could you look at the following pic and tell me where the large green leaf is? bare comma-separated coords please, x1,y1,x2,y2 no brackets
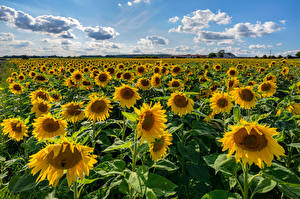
204,154,240,176
152,159,178,171
262,163,300,187
122,111,138,122
201,190,242,199
278,184,300,199
250,176,276,195
8,174,37,193
103,139,132,152
146,173,177,197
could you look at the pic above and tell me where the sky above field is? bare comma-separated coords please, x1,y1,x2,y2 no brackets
0,0,299,56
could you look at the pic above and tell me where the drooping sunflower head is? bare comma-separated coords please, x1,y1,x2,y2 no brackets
137,78,151,90
28,140,97,187
151,74,162,88
32,114,67,141
9,82,23,94
95,71,112,87
113,84,141,108
31,99,51,117
219,120,285,168
62,102,85,123
30,89,50,103
210,92,233,115
167,92,194,116
1,118,28,141
227,67,238,77
85,96,112,121
258,81,277,98
71,70,84,83
135,102,167,143
232,86,258,109
149,131,172,162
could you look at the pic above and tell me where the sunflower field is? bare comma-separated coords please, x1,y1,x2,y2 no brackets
0,58,299,199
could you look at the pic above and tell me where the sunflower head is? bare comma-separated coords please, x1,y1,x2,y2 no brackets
62,102,85,123
30,89,50,103
31,99,51,117
168,79,183,90
232,86,257,109
32,114,67,140
136,65,147,76
171,65,182,76
71,70,84,83
135,102,167,143
1,118,28,141
167,92,194,116
28,140,97,187
258,81,277,98
122,72,134,81
219,120,285,168
113,84,141,108
210,92,233,115
10,83,23,94
81,79,93,90
85,96,112,121
227,67,238,77
227,78,239,92
95,72,112,87
264,74,276,82
34,75,47,83
151,74,162,88
137,78,151,90
149,131,172,162
50,92,62,102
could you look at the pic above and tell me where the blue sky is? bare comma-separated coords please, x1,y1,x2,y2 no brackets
0,0,299,56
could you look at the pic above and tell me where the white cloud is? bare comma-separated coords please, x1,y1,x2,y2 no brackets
85,41,121,50
248,44,272,49
0,32,14,41
127,0,150,6
276,42,283,46
169,9,231,34
0,32,32,49
168,16,179,23
138,35,169,47
275,50,300,56
118,3,122,7
280,20,286,24
0,5,119,40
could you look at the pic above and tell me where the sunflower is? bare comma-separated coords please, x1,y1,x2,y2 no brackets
232,86,258,109
219,120,285,168
28,140,97,187
213,64,222,71
113,84,141,108
34,75,47,83
62,102,85,123
18,74,25,81
1,118,28,141
153,66,161,74
9,83,23,94
151,74,162,88
32,114,67,140
95,72,111,87
106,67,115,75
197,89,211,99
258,81,277,98
286,102,300,115
281,67,289,76
64,78,78,88
50,92,62,102
167,92,194,116
135,102,167,143
81,79,93,90
227,78,240,92
85,96,112,121
149,131,172,162
210,92,233,114
227,67,238,77
297,82,300,94
30,89,50,103
71,70,84,83
171,65,182,76
264,74,276,82
122,72,134,82
137,78,151,90
168,79,183,90
247,81,257,87
31,100,51,117
29,71,37,78
136,65,147,76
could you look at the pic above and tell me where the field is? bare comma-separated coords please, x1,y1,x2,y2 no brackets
0,58,299,199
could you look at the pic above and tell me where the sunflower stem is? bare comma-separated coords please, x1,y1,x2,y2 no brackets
132,129,138,171
73,182,79,199
242,163,249,199
121,115,127,141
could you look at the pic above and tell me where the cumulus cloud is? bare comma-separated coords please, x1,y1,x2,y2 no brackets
248,44,272,49
168,16,179,23
169,9,231,34
85,41,121,51
0,5,119,40
0,32,14,41
138,35,169,47
84,26,119,40
127,0,150,6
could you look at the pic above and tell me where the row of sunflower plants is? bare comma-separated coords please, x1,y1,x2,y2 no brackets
0,58,299,199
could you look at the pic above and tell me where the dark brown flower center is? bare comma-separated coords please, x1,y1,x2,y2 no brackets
36,91,49,101
217,98,228,108
152,139,164,152
142,112,154,131
239,89,254,102
173,66,180,73
171,81,180,87
11,122,22,133
137,67,145,73
261,83,271,91
98,73,108,82
141,79,149,86
36,75,46,81
38,103,48,113
47,144,82,169
83,80,91,86
123,72,132,80
120,87,135,99
91,100,107,113
13,84,21,91
75,73,82,80
266,76,273,81
67,104,82,116
229,70,236,76
154,67,160,73
174,95,188,108
42,118,60,132
107,68,115,74
234,128,267,151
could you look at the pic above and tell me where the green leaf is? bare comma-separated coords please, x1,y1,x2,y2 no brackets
146,188,158,199
233,107,241,122
201,190,242,199
79,177,100,185
287,143,300,148
122,111,138,122
262,163,300,187
204,154,240,176
146,173,177,197
250,176,276,195
127,171,145,195
152,159,179,171
168,123,183,134
103,139,132,152
278,184,300,199
8,174,36,193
